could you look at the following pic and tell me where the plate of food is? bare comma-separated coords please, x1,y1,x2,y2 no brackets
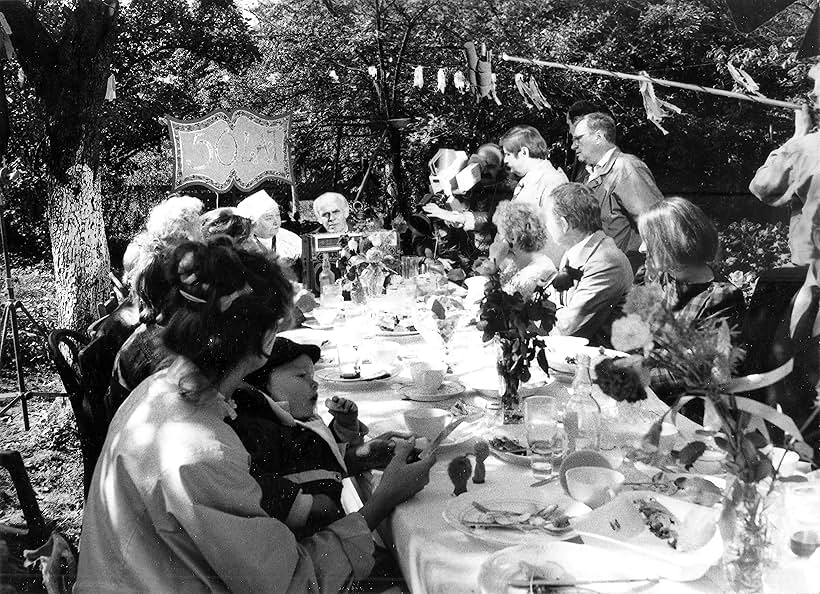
375,313,418,336
477,541,661,593
546,346,628,381
315,363,398,383
568,491,722,581
443,496,590,547
489,436,530,467
302,319,334,331
399,381,465,402
623,470,724,507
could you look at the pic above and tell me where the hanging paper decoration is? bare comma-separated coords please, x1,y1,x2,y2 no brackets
638,71,681,135
527,77,550,110
413,65,423,88
514,73,534,108
105,73,116,101
328,69,339,83
437,68,446,93
367,65,378,78
0,13,14,62
727,62,765,97
17,67,24,87
490,73,501,105
464,41,495,103
453,70,466,93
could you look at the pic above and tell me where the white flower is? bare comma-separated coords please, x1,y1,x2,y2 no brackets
611,314,653,353
368,66,378,78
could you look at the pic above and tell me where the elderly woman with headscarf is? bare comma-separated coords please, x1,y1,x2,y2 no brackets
237,190,302,259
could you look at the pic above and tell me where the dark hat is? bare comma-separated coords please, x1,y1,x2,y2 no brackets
246,337,321,388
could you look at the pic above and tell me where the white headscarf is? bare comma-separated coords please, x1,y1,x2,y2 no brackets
236,190,278,222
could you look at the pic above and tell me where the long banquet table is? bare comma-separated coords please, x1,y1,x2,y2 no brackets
278,324,811,594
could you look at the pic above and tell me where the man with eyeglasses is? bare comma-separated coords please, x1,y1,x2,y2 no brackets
574,112,662,273
313,192,351,234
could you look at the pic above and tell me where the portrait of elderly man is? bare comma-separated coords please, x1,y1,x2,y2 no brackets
313,192,351,234
492,200,557,300
573,112,662,273
544,182,633,347
749,62,820,266
236,189,302,260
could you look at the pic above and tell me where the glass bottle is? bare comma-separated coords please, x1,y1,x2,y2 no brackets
564,353,601,452
484,399,503,431
319,253,335,289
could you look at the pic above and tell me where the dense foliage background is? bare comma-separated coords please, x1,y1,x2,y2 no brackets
1,0,813,266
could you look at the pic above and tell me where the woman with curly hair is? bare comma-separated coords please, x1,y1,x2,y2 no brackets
77,239,435,592
491,200,557,300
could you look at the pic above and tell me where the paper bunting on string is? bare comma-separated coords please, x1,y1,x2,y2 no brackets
528,77,550,110
437,68,446,93
413,66,423,88
453,70,466,93
328,70,339,83
367,66,378,78
105,73,116,101
727,62,765,98
638,71,681,135
0,12,14,62
0,13,11,34
515,73,533,108
490,73,501,106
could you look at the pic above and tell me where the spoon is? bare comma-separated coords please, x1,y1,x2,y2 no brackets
790,530,820,558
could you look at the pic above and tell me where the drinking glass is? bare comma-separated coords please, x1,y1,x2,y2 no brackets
524,396,566,478
320,284,343,308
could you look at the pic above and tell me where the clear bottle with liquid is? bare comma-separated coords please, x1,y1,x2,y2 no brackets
319,253,336,290
564,353,601,452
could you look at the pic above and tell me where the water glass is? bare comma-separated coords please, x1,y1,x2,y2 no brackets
320,284,343,308
401,256,423,280
524,396,565,478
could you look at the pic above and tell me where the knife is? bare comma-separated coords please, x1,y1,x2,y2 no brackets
424,417,465,456
508,577,659,588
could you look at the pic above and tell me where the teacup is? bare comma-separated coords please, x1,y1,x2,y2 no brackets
658,422,680,455
403,408,451,441
565,466,625,509
409,361,447,392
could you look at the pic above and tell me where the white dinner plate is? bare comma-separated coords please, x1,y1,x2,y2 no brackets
302,319,333,331
443,496,590,548
399,381,465,402
477,541,662,593
488,445,530,467
315,364,398,383
374,328,419,337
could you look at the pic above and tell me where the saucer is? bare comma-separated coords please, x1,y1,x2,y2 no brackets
316,364,396,383
399,380,465,402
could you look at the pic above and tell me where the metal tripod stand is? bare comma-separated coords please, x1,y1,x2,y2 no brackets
0,183,58,430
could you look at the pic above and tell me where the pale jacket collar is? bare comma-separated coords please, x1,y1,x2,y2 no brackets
585,147,619,179
560,231,607,269
514,159,556,195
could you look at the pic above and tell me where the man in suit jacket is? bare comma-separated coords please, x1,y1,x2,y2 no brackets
544,183,633,347
574,113,662,273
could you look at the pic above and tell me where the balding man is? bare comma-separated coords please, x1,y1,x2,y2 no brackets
574,112,662,272
313,192,351,234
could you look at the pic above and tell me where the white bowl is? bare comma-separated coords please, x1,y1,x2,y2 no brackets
692,449,726,475
409,360,447,392
566,466,625,509
403,408,451,441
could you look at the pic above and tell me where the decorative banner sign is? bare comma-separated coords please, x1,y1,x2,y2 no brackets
166,109,293,192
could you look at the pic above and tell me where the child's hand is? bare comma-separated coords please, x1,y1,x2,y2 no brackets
325,396,359,429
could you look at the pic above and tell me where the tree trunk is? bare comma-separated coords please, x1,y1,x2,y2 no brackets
47,157,111,331
387,127,408,217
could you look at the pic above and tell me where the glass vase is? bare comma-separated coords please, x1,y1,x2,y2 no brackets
719,478,773,594
496,339,523,424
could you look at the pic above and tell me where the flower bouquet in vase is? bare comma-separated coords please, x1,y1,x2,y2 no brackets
477,266,557,424
593,284,813,594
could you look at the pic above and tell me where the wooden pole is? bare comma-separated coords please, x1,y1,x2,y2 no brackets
501,54,803,111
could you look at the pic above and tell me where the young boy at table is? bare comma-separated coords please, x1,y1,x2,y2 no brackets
228,338,385,537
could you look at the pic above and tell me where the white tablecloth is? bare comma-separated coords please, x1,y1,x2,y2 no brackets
278,325,805,594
